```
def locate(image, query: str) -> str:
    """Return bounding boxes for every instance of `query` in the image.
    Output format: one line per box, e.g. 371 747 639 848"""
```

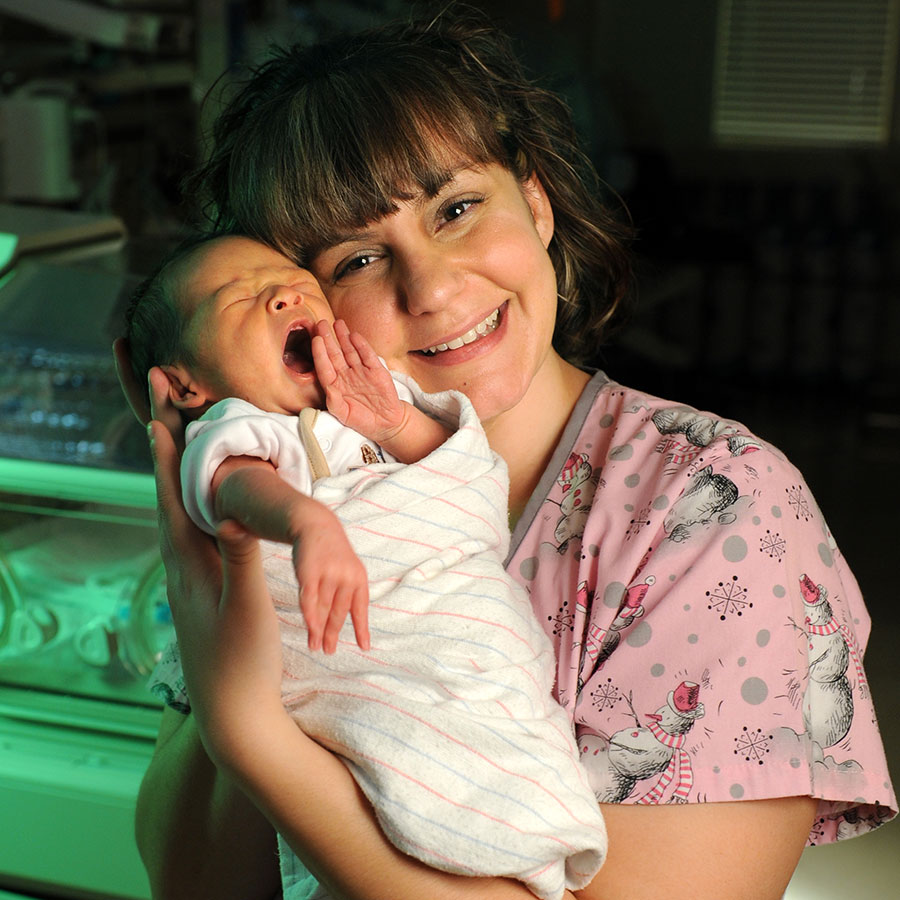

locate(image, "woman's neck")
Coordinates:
483 353 590 523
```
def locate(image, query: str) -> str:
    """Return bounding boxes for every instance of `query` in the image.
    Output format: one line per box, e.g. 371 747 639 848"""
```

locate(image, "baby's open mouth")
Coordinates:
283 326 314 374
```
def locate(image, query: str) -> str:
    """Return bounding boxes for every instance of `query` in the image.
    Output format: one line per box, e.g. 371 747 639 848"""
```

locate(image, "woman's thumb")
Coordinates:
215 519 268 603
216 519 260 566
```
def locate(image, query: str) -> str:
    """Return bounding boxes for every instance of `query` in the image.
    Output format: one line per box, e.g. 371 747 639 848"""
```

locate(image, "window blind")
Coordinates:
712 0 899 145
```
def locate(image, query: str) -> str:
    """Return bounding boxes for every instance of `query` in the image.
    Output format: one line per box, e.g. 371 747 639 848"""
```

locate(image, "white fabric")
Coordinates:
181 380 607 900
182 382 412 535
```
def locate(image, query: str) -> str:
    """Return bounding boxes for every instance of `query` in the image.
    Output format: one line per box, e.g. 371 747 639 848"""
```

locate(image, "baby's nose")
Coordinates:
266 285 302 312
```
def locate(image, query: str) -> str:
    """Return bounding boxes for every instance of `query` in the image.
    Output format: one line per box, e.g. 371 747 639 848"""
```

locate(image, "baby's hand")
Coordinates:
292 505 370 653
312 320 407 443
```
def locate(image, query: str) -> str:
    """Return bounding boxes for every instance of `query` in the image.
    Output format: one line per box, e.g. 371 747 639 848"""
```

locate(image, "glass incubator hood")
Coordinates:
0 247 169 899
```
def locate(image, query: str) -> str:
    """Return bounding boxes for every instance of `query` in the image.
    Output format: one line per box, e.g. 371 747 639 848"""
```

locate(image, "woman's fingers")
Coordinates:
148 419 184 532
147 416 221 611
112 337 152 425
216 519 270 609
149 366 186 453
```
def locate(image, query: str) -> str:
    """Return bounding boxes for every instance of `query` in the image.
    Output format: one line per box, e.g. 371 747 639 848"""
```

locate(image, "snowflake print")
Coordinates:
590 678 622 712
706 575 752 620
734 727 772 764
626 507 652 540
808 817 827 846
547 600 575 635
786 484 811 521
760 529 786 561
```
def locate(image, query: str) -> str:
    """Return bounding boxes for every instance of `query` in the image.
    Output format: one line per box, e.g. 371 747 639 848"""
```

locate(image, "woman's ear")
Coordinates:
159 363 213 412
522 174 554 249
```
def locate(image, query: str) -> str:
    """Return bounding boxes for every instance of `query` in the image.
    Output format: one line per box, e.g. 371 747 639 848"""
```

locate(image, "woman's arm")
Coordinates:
581 797 817 900
135 707 281 900
129 363 282 899
220 700 567 900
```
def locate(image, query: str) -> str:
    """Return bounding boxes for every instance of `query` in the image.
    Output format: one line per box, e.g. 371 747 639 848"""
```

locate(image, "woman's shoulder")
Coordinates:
510 373 810 565
565 374 797 490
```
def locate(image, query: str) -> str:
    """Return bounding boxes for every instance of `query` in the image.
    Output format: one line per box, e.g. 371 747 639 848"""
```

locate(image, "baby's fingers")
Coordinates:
347 328 382 369
350 583 371 652
299 583 324 652
333 319 364 368
321 585 355 655
311 328 337 386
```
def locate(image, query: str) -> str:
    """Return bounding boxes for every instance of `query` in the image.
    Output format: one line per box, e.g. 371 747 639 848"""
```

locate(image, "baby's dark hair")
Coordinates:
124 232 223 409
185 4 634 365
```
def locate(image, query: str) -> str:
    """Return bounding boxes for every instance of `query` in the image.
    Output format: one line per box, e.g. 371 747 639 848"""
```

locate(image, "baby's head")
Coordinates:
126 234 334 419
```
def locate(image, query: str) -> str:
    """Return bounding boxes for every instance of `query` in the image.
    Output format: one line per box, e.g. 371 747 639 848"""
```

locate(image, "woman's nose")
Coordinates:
398 247 465 316
265 285 302 313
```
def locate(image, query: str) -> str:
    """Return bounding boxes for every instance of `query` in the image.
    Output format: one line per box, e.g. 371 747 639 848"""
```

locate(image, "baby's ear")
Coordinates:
159 363 213 412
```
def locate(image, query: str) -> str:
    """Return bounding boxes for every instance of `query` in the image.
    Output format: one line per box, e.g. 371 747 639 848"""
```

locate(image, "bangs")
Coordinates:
226 50 514 262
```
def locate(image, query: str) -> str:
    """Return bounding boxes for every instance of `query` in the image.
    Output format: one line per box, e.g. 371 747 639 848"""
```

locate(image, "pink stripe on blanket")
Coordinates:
292 687 601 826
324 734 587 854
369 604 536 648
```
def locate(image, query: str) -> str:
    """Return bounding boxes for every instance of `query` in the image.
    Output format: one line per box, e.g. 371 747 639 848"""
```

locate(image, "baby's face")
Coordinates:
176 236 334 414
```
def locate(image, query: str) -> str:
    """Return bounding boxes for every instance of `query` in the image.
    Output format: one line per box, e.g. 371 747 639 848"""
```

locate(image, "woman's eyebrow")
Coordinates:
314 163 483 255
323 168 476 246
326 227 380 247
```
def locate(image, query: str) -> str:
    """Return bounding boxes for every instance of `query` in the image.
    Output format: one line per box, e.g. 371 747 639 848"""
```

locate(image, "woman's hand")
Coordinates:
145 376 288 768
120 337 284 898
113 336 153 426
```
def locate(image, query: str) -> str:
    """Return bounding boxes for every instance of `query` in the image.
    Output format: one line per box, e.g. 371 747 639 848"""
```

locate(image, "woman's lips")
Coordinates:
415 303 506 364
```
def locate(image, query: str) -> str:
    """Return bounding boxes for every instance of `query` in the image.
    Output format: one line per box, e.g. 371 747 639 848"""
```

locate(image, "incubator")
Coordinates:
0 221 167 899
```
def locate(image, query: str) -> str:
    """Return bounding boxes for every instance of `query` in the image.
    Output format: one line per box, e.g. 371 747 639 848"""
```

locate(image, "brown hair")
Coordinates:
124 232 221 408
186 5 633 364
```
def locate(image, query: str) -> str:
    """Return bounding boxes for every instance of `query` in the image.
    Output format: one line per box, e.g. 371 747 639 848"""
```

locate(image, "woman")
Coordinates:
119 8 896 899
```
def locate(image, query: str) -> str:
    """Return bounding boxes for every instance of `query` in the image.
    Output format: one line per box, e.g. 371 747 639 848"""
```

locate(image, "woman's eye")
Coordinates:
335 253 377 280
441 197 480 222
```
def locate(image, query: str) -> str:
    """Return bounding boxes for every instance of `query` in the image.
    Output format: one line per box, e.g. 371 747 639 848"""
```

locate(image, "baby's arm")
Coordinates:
312 320 450 464
211 455 369 653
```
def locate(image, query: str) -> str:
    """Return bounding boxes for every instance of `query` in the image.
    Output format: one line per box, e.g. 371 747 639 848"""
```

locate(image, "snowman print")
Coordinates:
582 576 655 675
663 465 739 543
799 574 868 749
547 452 599 553
578 681 705 804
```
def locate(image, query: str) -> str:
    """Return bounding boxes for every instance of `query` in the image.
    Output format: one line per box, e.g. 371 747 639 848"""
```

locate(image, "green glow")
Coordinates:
0 459 156 508
0 232 17 273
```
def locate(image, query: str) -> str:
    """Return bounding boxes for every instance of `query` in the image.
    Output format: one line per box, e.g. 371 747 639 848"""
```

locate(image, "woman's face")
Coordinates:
308 162 559 425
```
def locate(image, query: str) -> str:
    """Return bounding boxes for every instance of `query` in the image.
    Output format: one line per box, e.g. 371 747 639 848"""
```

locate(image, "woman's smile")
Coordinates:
415 303 505 360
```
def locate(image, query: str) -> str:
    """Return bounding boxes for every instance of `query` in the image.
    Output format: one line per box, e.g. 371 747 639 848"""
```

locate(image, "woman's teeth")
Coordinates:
421 309 500 355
